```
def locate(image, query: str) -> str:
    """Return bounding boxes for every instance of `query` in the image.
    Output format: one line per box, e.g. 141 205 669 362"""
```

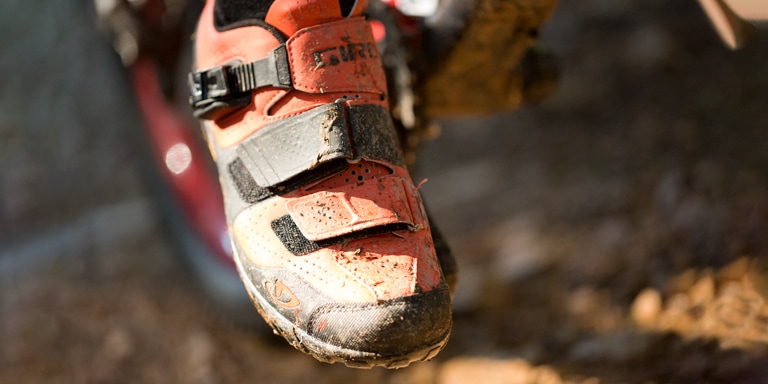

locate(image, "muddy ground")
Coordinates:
3 0 768 383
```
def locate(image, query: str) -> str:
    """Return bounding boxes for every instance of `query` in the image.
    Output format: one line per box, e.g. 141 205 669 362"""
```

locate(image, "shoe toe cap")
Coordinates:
305 284 452 358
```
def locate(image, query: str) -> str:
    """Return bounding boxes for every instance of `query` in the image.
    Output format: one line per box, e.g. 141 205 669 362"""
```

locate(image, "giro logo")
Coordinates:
312 42 377 68
265 280 300 309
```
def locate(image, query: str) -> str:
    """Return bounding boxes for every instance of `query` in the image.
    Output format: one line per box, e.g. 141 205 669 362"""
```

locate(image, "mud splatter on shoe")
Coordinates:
189 0 452 368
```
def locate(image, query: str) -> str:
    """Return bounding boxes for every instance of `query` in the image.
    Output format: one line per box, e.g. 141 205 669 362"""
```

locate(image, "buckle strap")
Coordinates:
188 45 292 111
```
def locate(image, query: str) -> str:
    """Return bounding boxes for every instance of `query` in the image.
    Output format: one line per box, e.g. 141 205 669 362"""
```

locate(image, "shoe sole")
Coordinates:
231 244 451 369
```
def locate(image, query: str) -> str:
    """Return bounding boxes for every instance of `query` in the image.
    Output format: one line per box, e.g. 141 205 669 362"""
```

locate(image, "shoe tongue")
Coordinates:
265 0 366 36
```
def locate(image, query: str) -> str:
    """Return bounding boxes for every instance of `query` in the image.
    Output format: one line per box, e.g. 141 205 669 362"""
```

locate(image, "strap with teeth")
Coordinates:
190 16 386 119
189 45 293 118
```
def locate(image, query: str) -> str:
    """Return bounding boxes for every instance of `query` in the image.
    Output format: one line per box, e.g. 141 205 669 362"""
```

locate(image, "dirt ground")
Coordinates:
3 0 768 383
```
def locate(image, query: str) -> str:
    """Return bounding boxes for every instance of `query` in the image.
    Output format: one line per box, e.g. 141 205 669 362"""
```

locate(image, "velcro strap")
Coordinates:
285 176 415 242
286 17 386 95
234 103 405 190
188 45 292 110
236 103 353 188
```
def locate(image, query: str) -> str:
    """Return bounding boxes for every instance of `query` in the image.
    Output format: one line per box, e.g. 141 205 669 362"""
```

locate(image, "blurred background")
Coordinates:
2 0 768 382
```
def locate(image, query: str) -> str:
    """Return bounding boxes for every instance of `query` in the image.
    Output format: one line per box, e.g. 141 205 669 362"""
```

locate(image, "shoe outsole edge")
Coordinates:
232 244 451 369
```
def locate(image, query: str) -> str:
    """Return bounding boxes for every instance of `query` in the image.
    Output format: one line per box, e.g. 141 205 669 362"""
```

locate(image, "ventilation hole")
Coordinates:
358 175 364 181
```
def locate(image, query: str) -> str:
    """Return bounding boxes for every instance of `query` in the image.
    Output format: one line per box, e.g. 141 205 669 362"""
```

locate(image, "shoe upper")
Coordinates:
195 0 387 147
191 0 451 362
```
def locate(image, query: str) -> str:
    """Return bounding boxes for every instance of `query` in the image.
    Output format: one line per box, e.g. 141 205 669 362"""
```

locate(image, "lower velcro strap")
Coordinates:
285 176 415 242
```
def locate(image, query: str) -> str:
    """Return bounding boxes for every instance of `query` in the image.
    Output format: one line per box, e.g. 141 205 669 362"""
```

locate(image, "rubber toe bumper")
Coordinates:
307 284 453 359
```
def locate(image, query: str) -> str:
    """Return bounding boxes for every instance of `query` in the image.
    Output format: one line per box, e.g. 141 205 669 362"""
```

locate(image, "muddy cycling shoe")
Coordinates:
190 0 452 368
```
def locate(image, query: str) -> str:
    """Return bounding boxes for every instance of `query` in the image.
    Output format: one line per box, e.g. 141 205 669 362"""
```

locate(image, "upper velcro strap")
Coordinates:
234 103 406 190
236 102 353 188
285 176 416 242
189 45 292 111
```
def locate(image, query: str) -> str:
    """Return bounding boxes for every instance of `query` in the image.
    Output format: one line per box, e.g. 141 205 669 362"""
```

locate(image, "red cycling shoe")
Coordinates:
190 0 452 368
